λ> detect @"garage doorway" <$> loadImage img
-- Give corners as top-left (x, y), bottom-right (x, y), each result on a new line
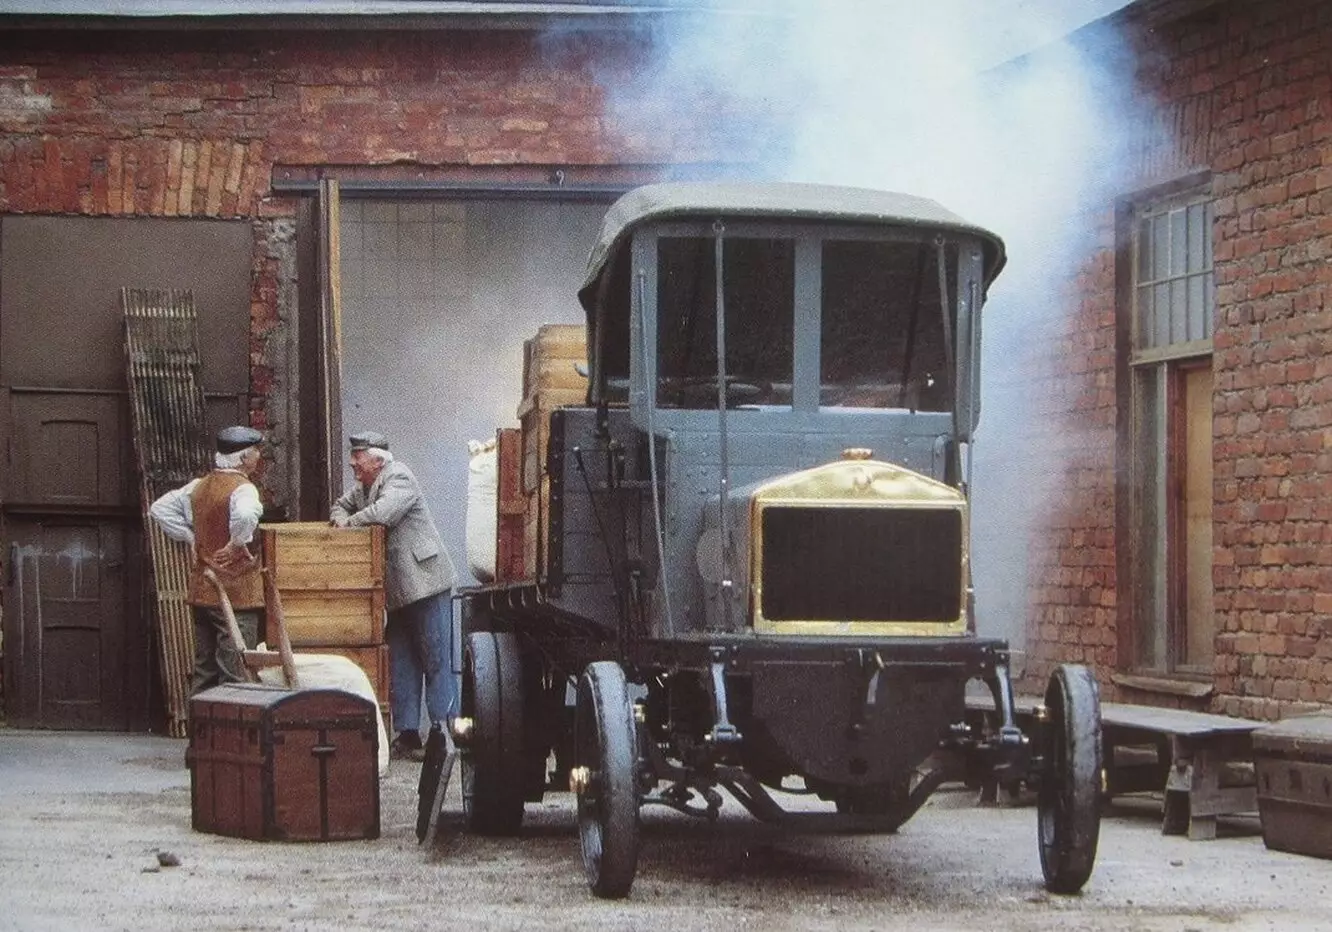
top-left (336, 196), bottom-right (609, 581)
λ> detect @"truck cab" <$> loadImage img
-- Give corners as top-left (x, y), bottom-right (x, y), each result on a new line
top-left (453, 181), bottom-right (1101, 901)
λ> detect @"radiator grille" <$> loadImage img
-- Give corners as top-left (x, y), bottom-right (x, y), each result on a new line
top-left (760, 506), bottom-right (962, 623)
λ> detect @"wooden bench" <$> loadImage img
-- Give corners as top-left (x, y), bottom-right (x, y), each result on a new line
top-left (1100, 702), bottom-right (1259, 840)
top-left (965, 695), bottom-right (1260, 840)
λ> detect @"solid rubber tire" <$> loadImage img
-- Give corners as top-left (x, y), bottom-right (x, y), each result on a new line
top-left (460, 631), bottom-right (525, 835)
top-left (575, 661), bottom-right (640, 899)
top-left (1037, 663), bottom-right (1103, 894)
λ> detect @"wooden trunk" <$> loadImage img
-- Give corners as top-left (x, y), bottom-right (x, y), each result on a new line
top-left (187, 683), bottom-right (380, 841)
top-left (516, 324), bottom-right (586, 580)
top-left (1253, 713), bottom-right (1332, 859)
top-left (261, 522), bottom-right (386, 647)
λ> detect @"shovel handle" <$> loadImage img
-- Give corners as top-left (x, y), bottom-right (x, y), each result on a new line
top-left (261, 568), bottom-right (301, 689)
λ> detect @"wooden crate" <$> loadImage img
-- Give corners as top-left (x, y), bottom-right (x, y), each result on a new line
top-left (261, 522), bottom-right (385, 647)
top-left (187, 683), bottom-right (380, 841)
top-left (1254, 714), bottom-right (1332, 859)
top-left (495, 427), bottom-right (525, 582)
top-left (520, 323), bottom-right (587, 399)
top-left (515, 325), bottom-right (587, 581)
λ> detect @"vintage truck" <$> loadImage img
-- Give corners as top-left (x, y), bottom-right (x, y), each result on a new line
top-left (450, 181), bottom-right (1102, 899)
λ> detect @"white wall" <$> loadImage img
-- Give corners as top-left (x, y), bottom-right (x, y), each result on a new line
top-left (338, 197), bottom-right (607, 583)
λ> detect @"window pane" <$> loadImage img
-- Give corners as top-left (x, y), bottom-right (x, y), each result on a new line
top-left (1204, 202), bottom-right (1214, 268)
top-left (657, 236), bottom-right (794, 408)
top-left (1170, 208), bottom-right (1188, 277)
top-left (1138, 218), bottom-right (1153, 278)
top-left (1137, 284), bottom-right (1154, 348)
top-left (1170, 279), bottom-right (1188, 342)
top-left (1152, 214), bottom-right (1169, 283)
top-left (1204, 275), bottom-right (1215, 334)
top-left (821, 239), bottom-right (955, 410)
top-left (1187, 203), bottom-right (1207, 273)
top-left (1188, 274), bottom-right (1205, 341)
top-left (1154, 283), bottom-right (1171, 345)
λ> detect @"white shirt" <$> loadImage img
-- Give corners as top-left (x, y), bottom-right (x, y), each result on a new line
top-left (149, 471), bottom-right (264, 549)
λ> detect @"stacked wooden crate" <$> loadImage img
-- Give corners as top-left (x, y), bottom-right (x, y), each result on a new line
top-left (259, 522), bottom-right (389, 720)
top-left (514, 324), bottom-right (588, 580)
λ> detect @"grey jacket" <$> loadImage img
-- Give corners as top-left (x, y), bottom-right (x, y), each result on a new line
top-left (331, 459), bottom-right (456, 611)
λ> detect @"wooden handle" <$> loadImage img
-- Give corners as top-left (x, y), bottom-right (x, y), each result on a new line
top-left (262, 568), bottom-right (301, 689)
top-left (201, 567), bottom-right (259, 684)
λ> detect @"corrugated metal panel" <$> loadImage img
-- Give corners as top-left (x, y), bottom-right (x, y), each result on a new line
top-left (123, 287), bottom-right (212, 739)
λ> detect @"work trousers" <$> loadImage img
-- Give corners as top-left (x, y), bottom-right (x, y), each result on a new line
top-left (190, 605), bottom-right (260, 695)
top-left (386, 590), bottom-right (455, 735)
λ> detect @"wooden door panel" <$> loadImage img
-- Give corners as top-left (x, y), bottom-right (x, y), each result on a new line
top-left (5, 391), bottom-right (126, 508)
top-left (6, 519), bottom-right (128, 729)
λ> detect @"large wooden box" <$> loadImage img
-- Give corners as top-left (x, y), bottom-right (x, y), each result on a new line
top-left (1253, 713), bottom-right (1332, 859)
top-left (261, 522), bottom-right (385, 647)
top-left (516, 324), bottom-right (586, 579)
top-left (187, 683), bottom-right (380, 841)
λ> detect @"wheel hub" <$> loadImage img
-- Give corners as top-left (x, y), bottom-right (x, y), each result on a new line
top-left (569, 765), bottom-right (593, 795)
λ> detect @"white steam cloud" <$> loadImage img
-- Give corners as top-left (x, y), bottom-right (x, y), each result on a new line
top-left (589, 0), bottom-right (1151, 660)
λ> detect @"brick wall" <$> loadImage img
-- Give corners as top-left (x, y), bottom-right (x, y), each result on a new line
top-left (1024, 0), bottom-right (1332, 719)
top-left (0, 25), bottom-right (759, 496)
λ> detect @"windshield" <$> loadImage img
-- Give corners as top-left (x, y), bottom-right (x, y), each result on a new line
top-left (656, 236), bottom-right (794, 408)
top-left (646, 229), bottom-right (959, 412)
top-left (821, 239), bottom-right (955, 411)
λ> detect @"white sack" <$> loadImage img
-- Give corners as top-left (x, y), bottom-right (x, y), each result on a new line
top-left (257, 652), bottom-right (390, 777)
top-left (465, 438), bottom-right (498, 582)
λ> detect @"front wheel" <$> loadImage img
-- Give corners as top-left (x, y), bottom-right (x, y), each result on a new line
top-left (460, 632), bottom-right (525, 835)
top-left (1037, 663), bottom-right (1103, 893)
top-left (574, 661), bottom-right (640, 899)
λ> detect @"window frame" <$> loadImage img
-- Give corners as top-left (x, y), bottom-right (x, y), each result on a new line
top-left (1118, 176), bottom-right (1216, 678)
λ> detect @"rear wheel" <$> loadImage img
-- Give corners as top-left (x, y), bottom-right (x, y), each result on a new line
top-left (460, 631), bottom-right (525, 835)
top-left (574, 661), bottom-right (640, 899)
top-left (1037, 663), bottom-right (1103, 893)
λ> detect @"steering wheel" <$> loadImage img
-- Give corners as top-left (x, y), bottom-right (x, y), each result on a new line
top-left (667, 375), bottom-right (770, 407)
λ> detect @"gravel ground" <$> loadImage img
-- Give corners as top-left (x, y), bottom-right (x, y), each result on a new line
top-left (1, 728), bottom-right (1329, 932)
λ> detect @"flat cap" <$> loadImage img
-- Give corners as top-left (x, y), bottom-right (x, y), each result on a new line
top-left (216, 425), bottom-right (263, 454)
top-left (349, 430), bottom-right (389, 451)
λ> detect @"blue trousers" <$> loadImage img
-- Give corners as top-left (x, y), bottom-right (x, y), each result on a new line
top-left (386, 590), bottom-right (455, 734)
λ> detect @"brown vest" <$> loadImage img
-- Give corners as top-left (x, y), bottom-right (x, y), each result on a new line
top-left (186, 470), bottom-right (264, 610)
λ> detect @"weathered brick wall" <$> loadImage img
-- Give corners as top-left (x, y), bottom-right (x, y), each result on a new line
top-left (0, 25), bottom-right (759, 499)
top-left (1021, 218), bottom-right (1121, 691)
top-left (1025, 0), bottom-right (1332, 719)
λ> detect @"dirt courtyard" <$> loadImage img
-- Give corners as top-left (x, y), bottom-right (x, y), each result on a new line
top-left (1, 728), bottom-right (1328, 932)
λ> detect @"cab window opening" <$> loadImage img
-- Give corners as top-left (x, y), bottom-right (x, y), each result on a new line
top-left (820, 239), bottom-right (958, 411)
top-left (655, 235), bottom-right (795, 409)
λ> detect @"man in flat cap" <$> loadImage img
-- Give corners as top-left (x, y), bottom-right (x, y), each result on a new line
top-left (332, 430), bottom-right (457, 760)
top-left (150, 425), bottom-right (265, 694)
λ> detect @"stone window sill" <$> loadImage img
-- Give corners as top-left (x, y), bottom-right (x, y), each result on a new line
top-left (1110, 672), bottom-right (1214, 699)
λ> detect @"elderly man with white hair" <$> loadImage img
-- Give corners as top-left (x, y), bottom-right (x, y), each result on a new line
top-left (331, 430), bottom-right (457, 761)
top-left (150, 425), bottom-right (266, 695)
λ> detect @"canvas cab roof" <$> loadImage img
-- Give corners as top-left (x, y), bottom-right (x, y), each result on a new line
top-left (577, 180), bottom-right (1007, 317)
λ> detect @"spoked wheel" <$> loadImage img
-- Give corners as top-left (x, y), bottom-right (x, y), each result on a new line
top-left (573, 661), bottom-right (640, 899)
top-left (460, 631), bottom-right (525, 835)
top-left (1037, 663), bottom-right (1103, 893)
